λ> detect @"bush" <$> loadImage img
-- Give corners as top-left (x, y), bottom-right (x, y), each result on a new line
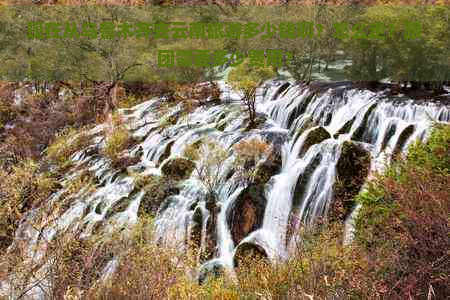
top-left (355, 124), bottom-right (450, 298)
top-left (103, 126), bottom-right (134, 164)
top-left (0, 160), bottom-right (58, 250)
top-left (88, 216), bottom-right (195, 300)
top-left (407, 123), bottom-right (450, 174)
top-left (47, 127), bottom-right (90, 166)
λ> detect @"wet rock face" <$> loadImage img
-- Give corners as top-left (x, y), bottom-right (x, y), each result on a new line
top-left (331, 141), bottom-right (371, 222)
top-left (190, 207), bottom-right (203, 250)
top-left (160, 157), bottom-right (195, 180)
top-left (286, 152), bottom-right (323, 245)
top-left (204, 193), bottom-right (219, 261)
top-left (233, 242), bottom-right (268, 268)
top-left (292, 115), bottom-right (314, 141)
top-left (393, 124), bottom-right (415, 156)
top-left (227, 185), bottom-right (267, 246)
top-left (286, 93), bottom-right (315, 128)
top-left (351, 102), bottom-right (378, 142)
top-left (299, 127), bottom-right (331, 158)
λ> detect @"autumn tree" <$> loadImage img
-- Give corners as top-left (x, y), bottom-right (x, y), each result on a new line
top-left (228, 60), bottom-right (276, 129)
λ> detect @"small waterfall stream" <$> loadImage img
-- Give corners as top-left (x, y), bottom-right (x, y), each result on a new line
top-left (2, 81), bottom-right (449, 298)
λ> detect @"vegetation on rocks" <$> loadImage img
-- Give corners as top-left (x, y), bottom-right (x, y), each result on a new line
top-left (161, 157), bottom-right (196, 181)
top-left (134, 174), bottom-right (179, 216)
top-left (0, 160), bottom-right (58, 250)
top-left (228, 61), bottom-right (276, 129)
top-left (103, 125), bottom-right (135, 166)
top-left (298, 126), bottom-right (331, 158)
top-left (98, 125), bottom-right (448, 299)
top-left (47, 127), bottom-right (90, 166)
top-left (331, 141), bottom-right (371, 222)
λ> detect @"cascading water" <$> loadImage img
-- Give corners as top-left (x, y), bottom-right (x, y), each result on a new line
top-left (2, 81), bottom-right (449, 298)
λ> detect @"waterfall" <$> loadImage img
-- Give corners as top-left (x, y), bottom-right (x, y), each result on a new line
top-left (2, 81), bottom-right (449, 297)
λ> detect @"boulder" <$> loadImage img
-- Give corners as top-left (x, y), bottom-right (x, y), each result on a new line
top-left (137, 175), bottom-right (179, 217)
top-left (253, 152), bottom-right (282, 185)
top-left (227, 185), bottom-right (267, 245)
top-left (197, 260), bottom-right (225, 284)
top-left (286, 93), bottom-right (315, 128)
top-left (160, 157), bottom-right (195, 180)
top-left (333, 116), bottom-right (355, 138)
top-left (291, 115), bottom-right (314, 142)
top-left (298, 127), bottom-right (331, 158)
top-left (203, 193), bottom-right (219, 261)
top-left (158, 140), bottom-right (174, 165)
top-left (380, 122), bottom-right (398, 152)
top-left (233, 242), bottom-right (268, 268)
top-left (330, 141), bottom-right (370, 222)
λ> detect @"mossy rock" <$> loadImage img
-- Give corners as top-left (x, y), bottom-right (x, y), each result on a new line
top-left (380, 122), bottom-right (397, 152)
top-left (286, 152), bottom-right (323, 245)
top-left (104, 196), bottom-right (134, 219)
top-left (160, 157), bottom-right (195, 180)
top-left (95, 201), bottom-right (107, 215)
top-left (287, 93), bottom-right (315, 128)
top-left (253, 153), bottom-right (282, 185)
top-left (298, 127), bottom-right (331, 158)
top-left (204, 192), bottom-right (219, 261)
top-left (215, 121), bottom-right (227, 132)
top-left (158, 140), bottom-right (175, 165)
top-left (331, 141), bottom-right (371, 222)
top-left (333, 116), bottom-right (356, 138)
top-left (233, 242), bottom-right (268, 268)
top-left (137, 175), bottom-right (179, 216)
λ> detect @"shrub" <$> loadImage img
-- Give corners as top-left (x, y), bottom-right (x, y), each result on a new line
top-left (0, 160), bottom-right (58, 250)
top-left (355, 124), bottom-right (450, 298)
top-left (184, 139), bottom-right (228, 195)
top-left (103, 126), bottom-right (134, 164)
top-left (88, 216), bottom-right (195, 300)
top-left (407, 123), bottom-right (450, 174)
top-left (117, 95), bottom-right (143, 109)
top-left (47, 127), bottom-right (90, 166)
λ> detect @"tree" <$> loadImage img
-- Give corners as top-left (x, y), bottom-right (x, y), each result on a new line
top-left (228, 60), bottom-right (276, 129)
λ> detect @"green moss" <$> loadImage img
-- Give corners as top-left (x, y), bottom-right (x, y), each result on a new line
top-left (159, 115), bottom-right (178, 128)
top-left (333, 116), bottom-right (355, 138)
top-left (351, 103), bottom-right (377, 141)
